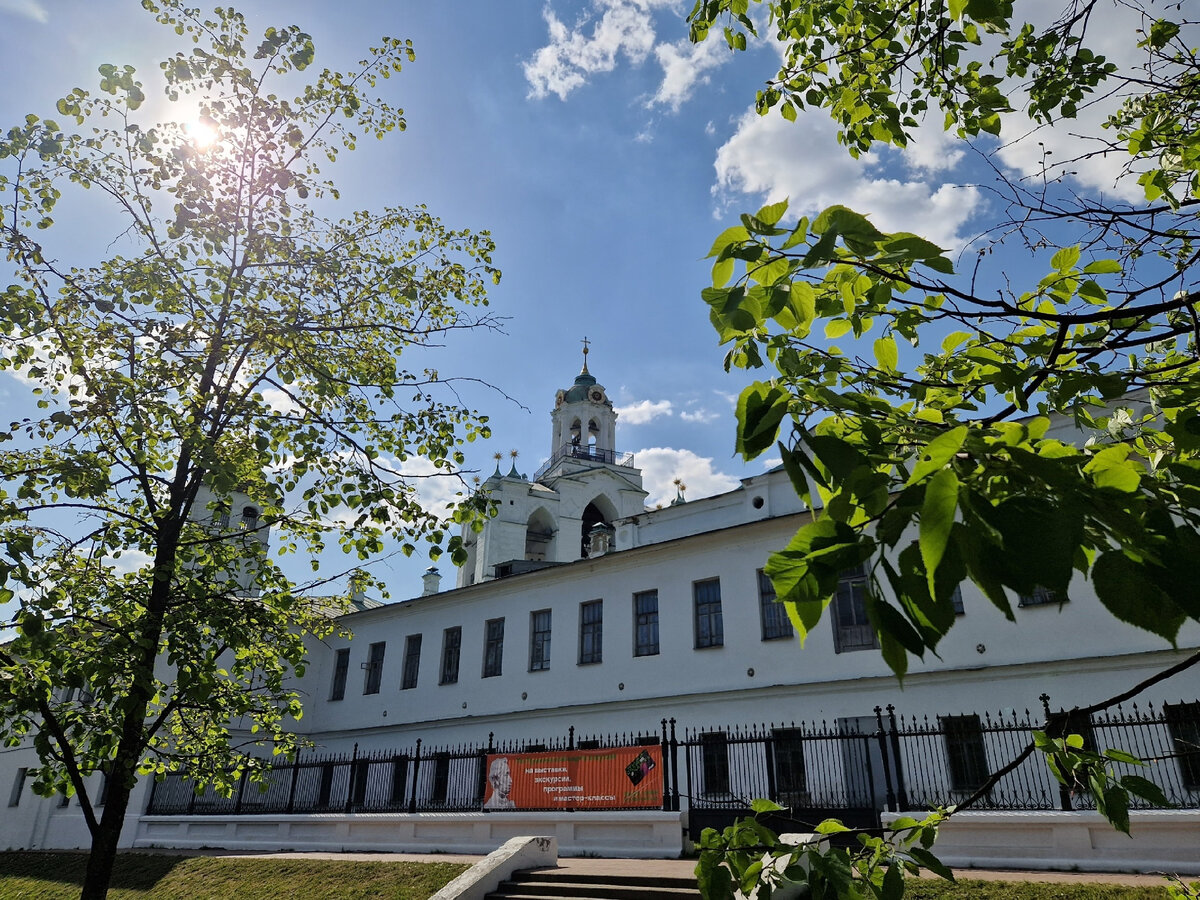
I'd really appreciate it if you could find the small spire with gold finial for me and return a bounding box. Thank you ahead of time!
[507,448,524,480]
[492,451,504,478]
[580,336,590,375]
[671,478,687,506]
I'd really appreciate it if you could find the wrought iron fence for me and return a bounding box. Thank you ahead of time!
[145,696,1200,821]
[146,724,672,816]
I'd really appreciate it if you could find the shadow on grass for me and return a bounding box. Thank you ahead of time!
[0,851,187,891]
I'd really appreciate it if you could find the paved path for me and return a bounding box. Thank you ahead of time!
[157,849,1184,887]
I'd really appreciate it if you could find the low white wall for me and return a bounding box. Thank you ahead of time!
[884,810,1200,875]
[430,835,557,900]
[133,810,683,858]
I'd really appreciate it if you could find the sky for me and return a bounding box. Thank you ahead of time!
[0,0,1177,601]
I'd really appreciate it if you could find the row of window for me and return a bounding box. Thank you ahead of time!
[329,566,1040,699]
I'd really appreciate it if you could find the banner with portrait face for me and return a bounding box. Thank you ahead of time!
[482,745,663,810]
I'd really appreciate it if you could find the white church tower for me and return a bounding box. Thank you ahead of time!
[456,343,648,587]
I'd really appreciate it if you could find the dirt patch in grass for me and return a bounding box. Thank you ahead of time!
[0,852,470,900]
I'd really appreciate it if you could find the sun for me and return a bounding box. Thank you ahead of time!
[187,116,218,150]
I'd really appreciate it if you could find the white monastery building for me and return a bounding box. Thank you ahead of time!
[3,355,1199,870]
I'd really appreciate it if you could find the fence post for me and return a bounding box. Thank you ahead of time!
[660,718,671,811]
[887,705,910,810]
[569,725,575,751]
[287,752,300,814]
[233,767,249,815]
[669,718,680,812]
[345,742,359,814]
[764,728,778,805]
[146,775,160,815]
[874,706,897,812]
[409,738,422,814]
[1041,693,1074,811]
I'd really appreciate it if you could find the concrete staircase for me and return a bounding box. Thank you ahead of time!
[485,869,700,899]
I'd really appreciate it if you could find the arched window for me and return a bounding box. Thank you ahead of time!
[241,506,260,531]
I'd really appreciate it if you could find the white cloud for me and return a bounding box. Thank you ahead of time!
[680,407,720,424]
[615,398,673,424]
[104,548,152,575]
[634,446,739,507]
[760,456,781,470]
[649,34,730,111]
[0,0,47,23]
[713,107,982,249]
[524,0,676,101]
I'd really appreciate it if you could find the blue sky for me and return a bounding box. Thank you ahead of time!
[0,0,1165,600]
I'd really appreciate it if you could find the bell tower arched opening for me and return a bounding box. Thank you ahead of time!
[525,508,556,562]
[580,495,618,558]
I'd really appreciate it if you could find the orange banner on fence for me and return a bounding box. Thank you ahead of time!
[483,745,663,810]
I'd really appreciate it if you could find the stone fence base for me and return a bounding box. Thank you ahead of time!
[134,810,683,858]
[884,810,1200,875]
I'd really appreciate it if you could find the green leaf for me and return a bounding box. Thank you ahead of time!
[1051,245,1081,271]
[756,198,789,226]
[919,468,958,594]
[1120,774,1171,808]
[750,797,785,813]
[736,382,789,460]
[874,335,899,373]
[814,818,852,834]
[707,225,750,258]
[825,319,852,339]
[1092,551,1186,643]
[907,426,967,484]
[1082,259,1122,274]
[907,846,955,881]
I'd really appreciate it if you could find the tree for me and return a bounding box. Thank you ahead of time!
[685,0,1200,896]
[0,4,498,897]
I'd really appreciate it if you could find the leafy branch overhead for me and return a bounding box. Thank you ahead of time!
[688,0,1200,679]
[0,3,500,897]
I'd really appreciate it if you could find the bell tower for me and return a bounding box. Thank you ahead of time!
[546,338,618,474]
[454,341,647,588]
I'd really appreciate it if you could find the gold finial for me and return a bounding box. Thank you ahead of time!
[510,449,519,459]
[581,336,590,375]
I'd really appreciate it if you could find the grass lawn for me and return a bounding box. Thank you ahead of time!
[0,852,470,900]
[906,878,1182,900]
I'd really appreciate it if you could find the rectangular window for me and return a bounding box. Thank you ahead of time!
[772,728,808,806]
[701,731,730,796]
[329,648,350,701]
[390,756,410,806]
[759,569,793,640]
[350,760,370,808]
[693,578,724,649]
[1165,701,1200,790]
[440,627,461,685]
[529,610,552,672]
[9,768,27,807]
[634,590,659,657]
[832,564,878,652]
[401,634,422,690]
[363,641,386,695]
[942,714,990,792]
[579,600,603,664]
[432,753,451,805]
[1019,585,1064,607]
[483,618,505,678]
[317,764,335,809]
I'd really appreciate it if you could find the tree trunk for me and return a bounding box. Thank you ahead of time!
[79,777,134,900]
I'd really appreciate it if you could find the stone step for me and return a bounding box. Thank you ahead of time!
[485,870,699,900]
